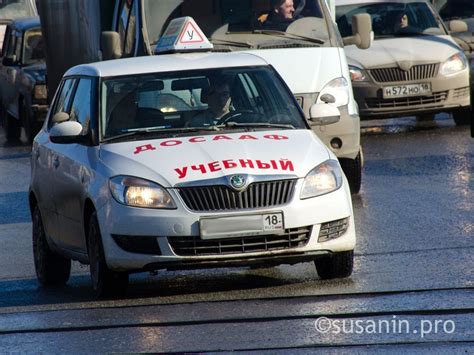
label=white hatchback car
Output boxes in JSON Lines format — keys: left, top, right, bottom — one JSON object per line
{"left": 30, "top": 52, "right": 356, "bottom": 297}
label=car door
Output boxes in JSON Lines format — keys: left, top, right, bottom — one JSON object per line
{"left": 51, "top": 77, "right": 96, "bottom": 253}
{"left": 33, "top": 78, "right": 77, "bottom": 245}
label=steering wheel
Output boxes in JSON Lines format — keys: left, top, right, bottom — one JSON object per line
{"left": 217, "top": 110, "right": 265, "bottom": 125}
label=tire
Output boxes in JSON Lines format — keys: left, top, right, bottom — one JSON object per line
{"left": 4, "top": 110, "right": 21, "bottom": 141}
{"left": 32, "top": 205, "right": 71, "bottom": 286}
{"left": 452, "top": 109, "right": 471, "bottom": 126}
{"left": 339, "top": 152, "right": 362, "bottom": 194}
{"left": 315, "top": 250, "right": 354, "bottom": 280}
{"left": 88, "top": 212, "right": 128, "bottom": 298}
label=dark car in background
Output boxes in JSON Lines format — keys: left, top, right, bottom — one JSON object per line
{"left": 0, "top": 0, "right": 37, "bottom": 54}
{"left": 0, "top": 16, "right": 46, "bottom": 143}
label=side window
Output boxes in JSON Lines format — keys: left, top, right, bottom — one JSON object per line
{"left": 117, "top": 0, "right": 136, "bottom": 57}
{"left": 48, "top": 79, "right": 77, "bottom": 129}
{"left": 4, "top": 30, "right": 17, "bottom": 58}
{"left": 69, "top": 78, "right": 92, "bottom": 130}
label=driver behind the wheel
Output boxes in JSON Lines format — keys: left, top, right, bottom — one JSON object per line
{"left": 187, "top": 77, "right": 232, "bottom": 127}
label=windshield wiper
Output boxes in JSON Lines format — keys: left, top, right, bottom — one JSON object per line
{"left": 212, "top": 122, "right": 296, "bottom": 130}
{"left": 252, "top": 29, "right": 325, "bottom": 45}
{"left": 102, "top": 126, "right": 221, "bottom": 143}
{"left": 210, "top": 38, "right": 253, "bottom": 48}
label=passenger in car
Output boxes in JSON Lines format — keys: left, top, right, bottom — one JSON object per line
{"left": 257, "top": 0, "right": 296, "bottom": 31}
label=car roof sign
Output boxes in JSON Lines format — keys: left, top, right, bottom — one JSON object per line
{"left": 155, "top": 16, "right": 213, "bottom": 55}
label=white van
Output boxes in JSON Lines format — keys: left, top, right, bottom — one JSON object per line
{"left": 102, "top": 0, "right": 372, "bottom": 193}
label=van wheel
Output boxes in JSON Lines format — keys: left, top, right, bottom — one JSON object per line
{"left": 315, "top": 250, "right": 354, "bottom": 279}
{"left": 4, "top": 111, "right": 21, "bottom": 141}
{"left": 32, "top": 205, "right": 71, "bottom": 286}
{"left": 452, "top": 109, "right": 471, "bottom": 126}
{"left": 339, "top": 152, "right": 362, "bottom": 194}
{"left": 88, "top": 212, "right": 128, "bottom": 298}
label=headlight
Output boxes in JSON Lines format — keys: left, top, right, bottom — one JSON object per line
{"left": 300, "top": 160, "right": 343, "bottom": 199}
{"left": 109, "top": 176, "right": 176, "bottom": 209}
{"left": 316, "top": 77, "right": 349, "bottom": 107}
{"left": 348, "top": 65, "right": 368, "bottom": 82}
{"left": 33, "top": 84, "right": 47, "bottom": 100}
{"left": 440, "top": 53, "right": 468, "bottom": 76}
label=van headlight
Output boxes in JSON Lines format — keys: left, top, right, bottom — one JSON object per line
{"left": 300, "top": 160, "right": 343, "bottom": 199}
{"left": 348, "top": 65, "right": 368, "bottom": 82}
{"left": 109, "top": 176, "right": 176, "bottom": 209}
{"left": 440, "top": 53, "right": 467, "bottom": 76}
{"left": 316, "top": 77, "right": 349, "bottom": 107}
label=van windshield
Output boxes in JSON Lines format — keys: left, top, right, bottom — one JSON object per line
{"left": 336, "top": 1, "right": 446, "bottom": 39}
{"left": 0, "top": 0, "right": 36, "bottom": 20}
{"left": 433, "top": 0, "right": 474, "bottom": 20}
{"left": 144, "top": 0, "right": 330, "bottom": 50}
{"left": 100, "top": 66, "right": 306, "bottom": 140}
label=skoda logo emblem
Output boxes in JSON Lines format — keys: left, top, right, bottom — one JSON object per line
{"left": 230, "top": 175, "right": 246, "bottom": 190}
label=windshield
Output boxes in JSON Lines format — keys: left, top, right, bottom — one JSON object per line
{"left": 144, "top": 0, "right": 330, "bottom": 49}
{"left": 100, "top": 66, "right": 306, "bottom": 140}
{"left": 0, "top": 0, "right": 35, "bottom": 20}
{"left": 336, "top": 1, "right": 445, "bottom": 39}
{"left": 22, "top": 28, "right": 44, "bottom": 65}
{"left": 433, "top": 0, "right": 474, "bottom": 20}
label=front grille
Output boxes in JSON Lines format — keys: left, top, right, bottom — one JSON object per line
{"left": 453, "top": 87, "right": 470, "bottom": 100}
{"left": 365, "top": 91, "right": 448, "bottom": 109}
{"left": 168, "top": 226, "right": 312, "bottom": 256}
{"left": 369, "top": 64, "right": 439, "bottom": 83}
{"left": 177, "top": 179, "right": 297, "bottom": 212}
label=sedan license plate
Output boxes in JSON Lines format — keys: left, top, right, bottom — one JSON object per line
{"left": 200, "top": 212, "right": 284, "bottom": 240}
{"left": 383, "top": 83, "right": 431, "bottom": 98}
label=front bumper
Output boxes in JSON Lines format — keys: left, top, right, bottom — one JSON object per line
{"left": 353, "top": 69, "right": 470, "bottom": 119}
{"left": 96, "top": 178, "right": 356, "bottom": 272}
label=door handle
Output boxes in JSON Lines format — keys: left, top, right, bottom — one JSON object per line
{"left": 53, "top": 156, "right": 60, "bottom": 168}
{"left": 33, "top": 149, "right": 40, "bottom": 159}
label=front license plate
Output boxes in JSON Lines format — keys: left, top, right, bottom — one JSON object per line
{"left": 383, "top": 83, "right": 431, "bottom": 98}
{"left": 200, "top": 212, "right": 284, "bottom": 240}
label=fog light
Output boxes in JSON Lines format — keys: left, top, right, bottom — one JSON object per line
{"left": 318, "top": 218, "right": 349, "bottom": 242}
{"left": 330, "top": 138, "right": 343, "bottom": 149}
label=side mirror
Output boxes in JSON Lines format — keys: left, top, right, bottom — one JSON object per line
{"left": 50, "top": 121, "right": 84, "bottom": 144}
{"left": 448, "top": 20, "right": 468, "bottom": 34}
{"left": 2, "top": 55, "right": 17, "bottom": 66}
{"left": 343, "top": 14, "right": 372, "bottom": 49}
{"left": 309, "top": 103, "right": 341, "bottom": 126}
{"left": 101, "top": 31, "right": 122, "bottom": 60}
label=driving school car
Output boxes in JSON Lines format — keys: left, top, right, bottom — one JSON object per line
{"left": 29, "top": 49, "right": 356, "bottom": 297}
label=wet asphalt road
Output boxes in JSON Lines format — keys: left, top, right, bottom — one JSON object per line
{"left": 0, "top": 114, "right": 473, "bottom": 352}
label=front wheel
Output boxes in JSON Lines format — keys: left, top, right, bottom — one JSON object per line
{"left": 32, "top": 205, "right": 71, "bottom": 286}
{"left": 452, "top": 109, "right": 471, "bottom": 126}
{"left": 88, "top": 212, "right": 129, "bottom": 298}
{"left": 339, "top": 151, "right": 362, "bottom": 194}
{"left": 315, "top": 250, "right": 354, "bottom": 280}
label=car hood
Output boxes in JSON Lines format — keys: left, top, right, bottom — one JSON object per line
{"left": 345, "top": 35, "right": 461, "bottom": 69}
{"left": 99, "top": 129, "right": 331, "bottom": 187}
{"left": 23, "top": 63, "right": 46, "bottom": 83}
{"left": 245, "top": 48, "right": 342, "bottom": 93}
